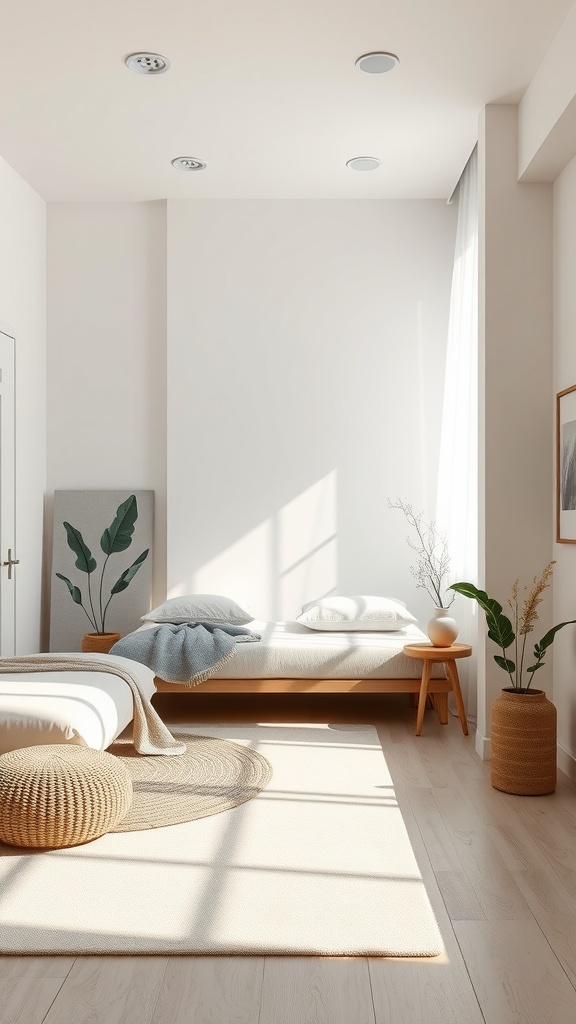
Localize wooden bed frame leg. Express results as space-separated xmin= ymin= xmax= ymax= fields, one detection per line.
xmin=445 ymin=660 xmax=469 ymax=735
xmin=432 ymin=692 xmax=449 ymax=725
xmin=411 ymin=692 xmax=434 ymax=709
xmin=415 ymin=661 xmax=431 ymax=736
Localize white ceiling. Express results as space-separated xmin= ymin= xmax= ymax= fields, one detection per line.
xmin=0 ymin=0 xmax=573 ymax=201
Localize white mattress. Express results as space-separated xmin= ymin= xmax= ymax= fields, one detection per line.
xmin=0 ymin=653 xmax=156 ymax=755
xmin=138 ymin=620 xmax=443 ymax=679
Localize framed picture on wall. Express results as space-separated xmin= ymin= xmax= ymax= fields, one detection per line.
xmin=556 ymin=384 xmax=576 ymax=543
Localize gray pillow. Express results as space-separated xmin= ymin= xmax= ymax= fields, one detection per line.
xmin=141 ymin=594 xmax=252 ymax=625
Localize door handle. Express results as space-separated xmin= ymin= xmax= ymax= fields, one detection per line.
xmin=2 ymin=548 xmax=20 ymax=580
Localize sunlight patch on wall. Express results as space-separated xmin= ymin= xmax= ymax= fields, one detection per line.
xmin=186 ymin=519 xmax=272 ymax=618
xmin=278 ymin=471 xmax=338 ymax=618
xmin=181 ymin=471 xmax=338 ymax=621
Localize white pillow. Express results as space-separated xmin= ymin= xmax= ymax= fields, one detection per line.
xmin=141 ymin=594 xmax=252 ymax=625
xmin=296 ymin=595 xmax=418 ymax=632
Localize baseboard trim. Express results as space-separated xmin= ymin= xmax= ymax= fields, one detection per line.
xmin=475 ymin=730 xmax=491 ymax=761
xmin=557 ymin=742 xmax=576 ymax=781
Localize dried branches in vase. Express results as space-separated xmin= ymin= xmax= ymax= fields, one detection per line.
xmin=389 ymin=498 xmax=457 ymax=646
xmin=389 ymin=498 xmax=455 ymax=608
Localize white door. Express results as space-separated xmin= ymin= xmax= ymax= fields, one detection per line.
xmin=0 ymin=330 xmax=16 ymax=656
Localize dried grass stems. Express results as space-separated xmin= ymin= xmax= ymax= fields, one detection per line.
xmin=508 ymin=560 xmax=556 ymax=690
xmin=389 ymin=498 xmax=455 ymax=609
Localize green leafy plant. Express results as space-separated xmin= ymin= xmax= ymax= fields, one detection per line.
xmin=56 ymin=494 xmax=149 ymax=635
xmin=449 ymin=561 xmax=576 ymax=691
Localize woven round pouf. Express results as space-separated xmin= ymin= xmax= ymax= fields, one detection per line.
xmin=0 ymin=745 xmax=133 ymax=848
xmin=491 ymin=688 xmax=557 ymax=795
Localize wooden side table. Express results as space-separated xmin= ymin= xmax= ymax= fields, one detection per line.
xmin=403 ymin=642 xmax=471 ymax=737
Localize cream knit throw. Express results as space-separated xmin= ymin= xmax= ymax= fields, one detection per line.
xmin=0 ymin=655 xmax=186 ymax=756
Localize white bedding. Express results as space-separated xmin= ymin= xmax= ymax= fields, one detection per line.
xmin=0 ymin=654 xmax=156 ymax=754
xmin=138 ymin=620 xmax=443 ymax=679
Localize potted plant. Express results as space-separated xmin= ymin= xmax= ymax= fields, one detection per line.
xmin=389 ymin=498 xmax=457 ymax=645
xmin=56 ymin=494 xmax=149 ymax=653
xmin=449 ymin=562 xmax=576 ymax=795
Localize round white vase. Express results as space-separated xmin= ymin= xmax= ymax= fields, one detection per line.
xmin=426 ymin=607 xmax=458 ymax=647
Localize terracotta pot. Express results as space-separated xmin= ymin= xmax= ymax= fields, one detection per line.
xmin=426 ymin=607 xmax=458 ymax=647
xmin=491 ymin=688 xmax=557 ymax=795
xmin=81 ymin=632 xmax=121 ymax=655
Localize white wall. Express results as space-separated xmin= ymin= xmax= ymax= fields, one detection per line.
xmin=553 ymin=156 xmax=576 ymax=776
xmin=477 ymin=105 xmax=554 ymax=757
xmin=166 ymin=199 xmax=456 ymax=624
xmin=519 ymin=1 xmax=576 ymax=183
xmin=514 ymin=5 xmax=576 ymax=773
xmin=46 ymin=198 xmax=455 ymax=634
xmin=46 ymin=202 xmax=167 ymax=617
xmin=0 ymin=155 xmax=46 ymax=653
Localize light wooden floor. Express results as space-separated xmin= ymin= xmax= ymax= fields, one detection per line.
xmin=3 ymin=691 xmax=576 ymax=1024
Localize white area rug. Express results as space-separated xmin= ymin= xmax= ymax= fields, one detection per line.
xmin=0 ymin=724 xmax=443 ymax=956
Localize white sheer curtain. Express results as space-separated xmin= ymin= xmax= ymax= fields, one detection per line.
xmin=436 ymin=147 xmax=479 ymax=719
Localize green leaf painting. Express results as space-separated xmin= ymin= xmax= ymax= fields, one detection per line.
xmin=110 ymin=549 xmax=150 ymax=596
xmin=55 ymin=573 xmax=82 ymax=605
xmin=62 ymin=523 xmax=97 ymax=574
xmin=100 ymin=495 xmax=139 ymax=555
xmin=56 ymin=495 xmax=149 ymax=635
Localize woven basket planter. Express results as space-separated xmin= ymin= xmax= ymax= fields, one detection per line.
xmin=0 ymin=744 xmax=133 ymax=848
xmin=491 ymin=688 xmax=557 ymax=795
xmin=81 ymin=632 xmax=121 ymax=654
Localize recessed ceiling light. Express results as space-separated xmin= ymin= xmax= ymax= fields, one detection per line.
xmin=346 ymin=156 xmax=381 ymax=172
xmin=171 ymin=157 xmax=207 ymax=171
xmin=125 ymin=52 xmax=171 ymax=75
xmin=355 ymin=52 xmax=399 ymax=75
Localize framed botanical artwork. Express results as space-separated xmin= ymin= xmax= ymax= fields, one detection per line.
xmin=556 ymin=384 xmax=576 ymax=543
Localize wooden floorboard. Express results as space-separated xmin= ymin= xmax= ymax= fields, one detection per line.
xmin=0 ymin=956 xmax=75 ymax=1024
xmin=259 ymin=958 xmax=375 ymax=1024
xmin=150 ymin=958 xmax=265 ymax=1024
xmin=371 ymin=777 xmax=485 ymax=1024
xmin=454 ymin=919 xmax=576 ymax=1024
xmin=1 ymin=977 xmax=69 ymax=1024
xmin=42 ymin=957 xmax=169 ymax=1024
xmin=3 ymin=692 xmax=576 ymax=1024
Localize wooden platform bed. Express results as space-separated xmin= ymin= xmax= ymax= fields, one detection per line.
xmin=150 ymin=624 xmax=470 ymax=736
xmin=153 ymin=674 xmax=455 ymax=733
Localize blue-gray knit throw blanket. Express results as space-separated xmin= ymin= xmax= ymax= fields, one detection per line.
xmin=110 ymin=622 xmax=261 ymax=686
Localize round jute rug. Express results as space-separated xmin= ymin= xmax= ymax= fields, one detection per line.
xmin=106 ymin=732 xmax=273 ymax=833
